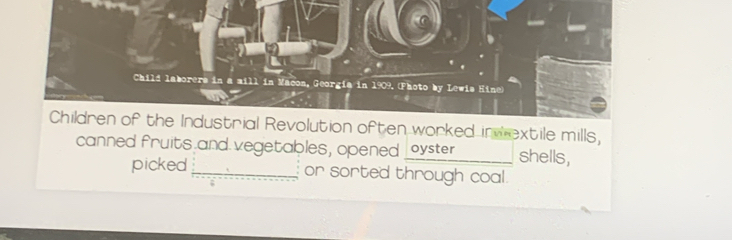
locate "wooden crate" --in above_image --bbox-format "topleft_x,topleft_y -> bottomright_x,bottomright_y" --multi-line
535,56 -> 611,119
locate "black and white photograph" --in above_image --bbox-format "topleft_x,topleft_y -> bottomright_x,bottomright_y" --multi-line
44,0 -> 612,119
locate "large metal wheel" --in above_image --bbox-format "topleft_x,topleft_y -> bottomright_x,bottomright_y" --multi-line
368,0 -> 442,48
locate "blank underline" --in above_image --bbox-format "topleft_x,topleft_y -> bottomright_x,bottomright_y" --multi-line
192,172 -> 298,179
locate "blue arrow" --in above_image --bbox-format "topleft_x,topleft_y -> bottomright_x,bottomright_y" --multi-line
488,0 -> 526,20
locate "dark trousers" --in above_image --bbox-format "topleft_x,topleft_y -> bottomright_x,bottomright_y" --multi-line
127,0 -> 171,63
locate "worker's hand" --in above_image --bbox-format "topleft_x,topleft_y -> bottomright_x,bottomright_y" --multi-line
200,83 -> 229,102
172,17 -> 196,31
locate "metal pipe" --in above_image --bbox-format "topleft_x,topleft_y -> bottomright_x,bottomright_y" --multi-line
236,42 -> 315,57
315,41 -> 336,50
291,36 -> 335,50
191,22 -> 248,39
268,42 -> 313,56
239,43 -> 267,56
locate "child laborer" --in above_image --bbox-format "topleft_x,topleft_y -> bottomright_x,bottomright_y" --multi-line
199,0 -> 287,102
